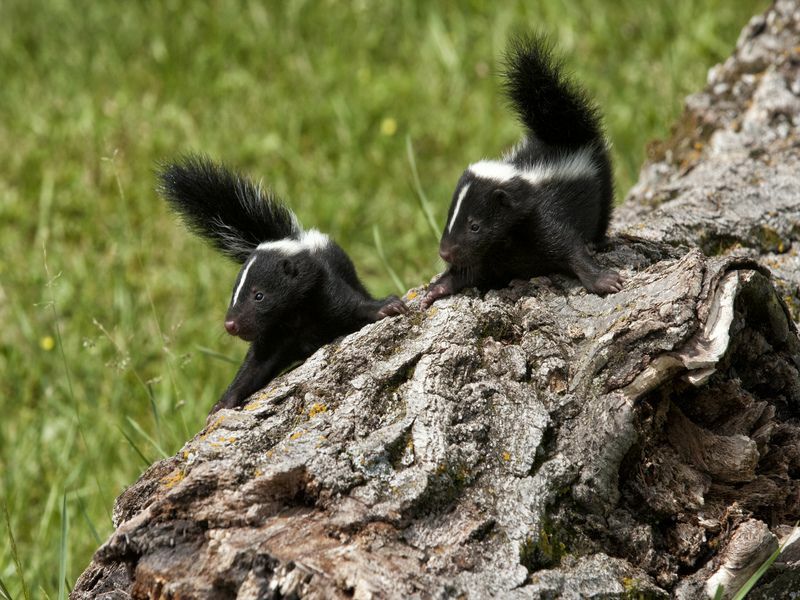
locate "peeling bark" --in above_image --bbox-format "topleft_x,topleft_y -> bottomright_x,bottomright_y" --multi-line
74,2 -> 800,598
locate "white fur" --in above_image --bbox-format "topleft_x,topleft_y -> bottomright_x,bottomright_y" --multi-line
468,160 -> 517,182
299,229 -> 330,252
257,238 -> 305,254
257,228 -> 330,255
448,183 -> 471,233
468,146 -> 598,189
501,139 -> 527,162
232,255 -> 257,307
519,146 -> 598,186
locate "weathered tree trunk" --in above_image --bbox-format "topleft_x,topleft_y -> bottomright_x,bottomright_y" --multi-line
74,2 -> 800,598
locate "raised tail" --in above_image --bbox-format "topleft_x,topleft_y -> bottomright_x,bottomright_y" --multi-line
157,155 -> 301,263
503,33 -> 604,150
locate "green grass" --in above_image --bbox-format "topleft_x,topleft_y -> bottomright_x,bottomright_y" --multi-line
0,0 -> 765,595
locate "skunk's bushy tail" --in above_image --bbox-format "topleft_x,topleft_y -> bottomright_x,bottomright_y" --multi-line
158,155 -> 301,263
503,33 -> 604,150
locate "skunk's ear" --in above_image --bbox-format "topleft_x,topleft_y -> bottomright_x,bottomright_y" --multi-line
493,188 -> 512,207
281,258 -> 298,278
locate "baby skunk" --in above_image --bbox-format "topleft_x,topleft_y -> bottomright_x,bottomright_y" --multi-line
422,34 -> 623,308
158,156 -> 407,413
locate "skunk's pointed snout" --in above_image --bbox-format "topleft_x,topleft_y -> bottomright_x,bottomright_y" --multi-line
224,320 -> 239,335
439,244 -> 458,264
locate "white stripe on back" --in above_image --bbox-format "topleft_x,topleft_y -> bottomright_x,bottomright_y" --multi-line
232,255 -> 257,306
257,229 -> 330,255
467,146 -> 599,189
299,229 -> 330,252
257,238 -> 304,254
448,183 -> 471,233
518,146 -> 598,186
468,161 -> 517,182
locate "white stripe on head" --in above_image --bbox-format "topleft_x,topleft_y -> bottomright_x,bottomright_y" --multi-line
468,160 -> 518,183
232,254 -> 258,306
448,183 -> 471,233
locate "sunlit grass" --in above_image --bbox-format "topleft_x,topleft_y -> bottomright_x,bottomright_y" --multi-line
0,0 -> 765,595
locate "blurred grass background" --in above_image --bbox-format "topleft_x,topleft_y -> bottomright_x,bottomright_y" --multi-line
0,0 -> 766,595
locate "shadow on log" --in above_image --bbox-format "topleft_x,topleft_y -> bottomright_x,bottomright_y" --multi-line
73,2 -> 800,598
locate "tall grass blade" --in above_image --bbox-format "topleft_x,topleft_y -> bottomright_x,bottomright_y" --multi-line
0,576 -> 13,600
3,501 -> 31,600
196,346 -> 239,364
77,496 -> 102,546
405,135 -> 440,241
44,246 -> 110,523
728,546 -> 780,600
126,417 -> 169,459
108,152 -> 186,437
43,245 -> 75,407
58,492 -> 68,600
118,426 -> 154,467
36,480 -> 60,543
730,524 -> 800,600
147,382 -> 163,448
372,226 -> 406,295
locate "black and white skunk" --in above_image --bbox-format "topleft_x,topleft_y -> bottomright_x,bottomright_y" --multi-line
158,156 -> 407,413
422,34 -> 623,308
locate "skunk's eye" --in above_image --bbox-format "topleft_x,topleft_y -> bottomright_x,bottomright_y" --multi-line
470,223 -> 480,232
254,292 -> 264,302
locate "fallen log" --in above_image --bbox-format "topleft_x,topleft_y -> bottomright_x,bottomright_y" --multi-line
73,2 -> 800,598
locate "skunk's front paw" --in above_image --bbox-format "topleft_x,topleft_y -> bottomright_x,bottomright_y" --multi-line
209,394 -> 240,416
421,282 -> 452,309
376,296 -> 408,318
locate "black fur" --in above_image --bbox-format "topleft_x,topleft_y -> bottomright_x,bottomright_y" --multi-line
422,34 -> 622,309
158,156 -> 301,263
158,155 -> 407,413
503,33 -> 603,150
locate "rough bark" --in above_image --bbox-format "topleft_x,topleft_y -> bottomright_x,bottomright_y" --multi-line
74,2 -> 800,598
617,0 -> 800,317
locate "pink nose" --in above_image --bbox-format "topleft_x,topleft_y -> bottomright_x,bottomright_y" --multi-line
439,248 -> 454,263
224,320 -> 239,335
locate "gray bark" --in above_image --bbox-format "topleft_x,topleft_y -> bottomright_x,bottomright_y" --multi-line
73,2 -> 800,598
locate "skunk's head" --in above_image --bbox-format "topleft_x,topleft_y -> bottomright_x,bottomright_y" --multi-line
223,232 -> 328,341
439,162 -> 530,266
